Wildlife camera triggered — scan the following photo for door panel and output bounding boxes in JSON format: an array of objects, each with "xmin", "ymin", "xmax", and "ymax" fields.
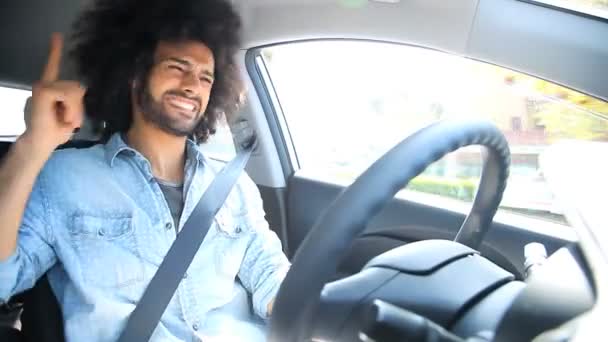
[
  {"xmin": 258, "ymin": 185, "xmax": 291, "ymax": 255},
  {"xmin": 286, "ymin": 174, "xmax": 574, "ymax": 280}
]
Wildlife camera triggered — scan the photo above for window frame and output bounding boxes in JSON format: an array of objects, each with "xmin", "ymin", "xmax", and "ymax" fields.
[
  {"xmin": 245, "ymin": 48, "xmax": 300, "ymax": 178},
  {"xmin": 519, "ymin": 0, "xmax": 608, "ymax": 21}
]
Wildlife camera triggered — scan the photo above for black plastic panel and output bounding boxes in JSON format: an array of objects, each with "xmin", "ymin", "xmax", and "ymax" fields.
[
  {"xmin": 365, "ymin": 240, "xmax": 477, "ymax": 274},
  {"xmin": 0, "ymin": 0, "xmax": 83, "ymax": 87},
  {"xmin": 314, "ymin": 268, "xmax": 399, "ymax": 341},
  {"xmin": 287, "ymin": 175, "xmax": 574, "ymax": 279},
  {"xmin": 452, "ymin": 281, "xmax": 526, "ymax": 338},
  {"xmin": 316, "ymin": 247, "xmax": 515, "ymax": 341},
  {"xmin": 367, "ymin": 256, "xmax": 513, "ymax": 327},
  {"xmin": 257, "ymin": 185, "xmax": 290, "ymax": 255}
]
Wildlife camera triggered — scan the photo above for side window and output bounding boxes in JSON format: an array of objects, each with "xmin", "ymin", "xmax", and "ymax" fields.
[
  {"xmin": 259, "ymin": 41, "xmax": 608, "ymax": 226},
  {"xmin": 533, "ymin": 0, "xmax": 608, "ymax": 19},
  {"xmin": 0, "ymin": 85, "xmax": 235, "ymax": 159},
  {"xmin": 198, "ymin": 114, "xmax": 236, "ymax": 161},
  {"xmin": 0, "ymin": 86, "xmax": 30, "ymax": 140}
]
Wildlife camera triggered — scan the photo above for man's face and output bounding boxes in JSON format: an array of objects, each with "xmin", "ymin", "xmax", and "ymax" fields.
[{"xmin": 135, "ymin": 40, "xmax": 215, "ymax": 136}]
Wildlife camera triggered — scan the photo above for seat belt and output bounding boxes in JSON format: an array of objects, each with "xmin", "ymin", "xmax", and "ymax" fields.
[{"xmin": 117, "ymin": 135, "xmax": 256, "ymax": 342}]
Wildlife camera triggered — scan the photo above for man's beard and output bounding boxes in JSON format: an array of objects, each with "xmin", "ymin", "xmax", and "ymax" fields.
[{"xmin": 137, "ymin": 84, "xmax": 203, "ymax": 137}]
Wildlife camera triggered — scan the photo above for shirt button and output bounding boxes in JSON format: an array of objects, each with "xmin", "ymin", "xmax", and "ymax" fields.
[
  {"xmin": 183, "ymin": 273, "xmax": 188, "ymax": 279},
  {"xmin": 165, "ymin": 222, "xmax": 173, "ymax": 230},
  {"xmin": 192, "ymin": 323, "xmax": 199, "ymax": 331},
  {"xmin": 98, "ymin": 229, "xmax": 105, "ymax": 237},
  {"xmin": 235, "ymin": 226, "xmax": 242, "ymax": 234}
]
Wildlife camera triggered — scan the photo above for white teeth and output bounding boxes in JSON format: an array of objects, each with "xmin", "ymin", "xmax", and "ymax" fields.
[
  {"xmin": 176, "ymin": 102, "xmax": 194, "ymax": 111},
  {"xmin": 169, "ymin": 98, "xmax": 195, "ymax": 111}
]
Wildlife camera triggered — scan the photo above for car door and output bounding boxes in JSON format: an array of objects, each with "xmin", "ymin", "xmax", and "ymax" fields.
[{"xmin": 233, "ymin": 0, "xmax": 608, "ymax": 280}]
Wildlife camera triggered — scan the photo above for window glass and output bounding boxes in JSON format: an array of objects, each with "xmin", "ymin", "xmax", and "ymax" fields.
[
  {"xmin": 0, "ymin": 87, "xmax": 30, "ymax": 139},
  {"xmin": 533, "ymin": 0, "xmax": 608, "ymax": 19},
  {"xmin": 261, "ymin": 41, "xmax": 608, "ymax": 226},
  {"xmin": 198, "ymin": 114, "xmax": 236, "ymax": 161},
  {"xmin": 0, "ymin": 85, "xmax": 236, "ymax": 159}
]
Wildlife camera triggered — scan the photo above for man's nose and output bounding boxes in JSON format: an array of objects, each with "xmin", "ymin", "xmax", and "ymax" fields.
[{"xmin": 180, "ymin": 71, "xmax": 201, "ymax": 95}]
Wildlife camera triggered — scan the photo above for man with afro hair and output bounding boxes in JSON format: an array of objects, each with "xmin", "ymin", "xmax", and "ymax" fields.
[{"xmin": 0, "ymin": 0, "xmax": 290, "ymax": 340}]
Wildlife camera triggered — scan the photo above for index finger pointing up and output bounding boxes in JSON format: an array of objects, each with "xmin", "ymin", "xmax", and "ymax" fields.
[{"xmin": 41, "ymin": 33, "xmax": 63, "ymax": 82}]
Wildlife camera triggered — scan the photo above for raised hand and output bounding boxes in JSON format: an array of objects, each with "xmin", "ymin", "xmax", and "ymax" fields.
[{"xmin": 23, "ymin": 33, "xmax": 85, "ymax": 152}]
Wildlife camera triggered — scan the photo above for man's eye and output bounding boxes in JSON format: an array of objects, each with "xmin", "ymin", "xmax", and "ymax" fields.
[
  {"xmin": 169, "ymin": 65, "xmax": 184, "ymax": 72},
  {"xmin": 200, "ymin": 77, "xmax": 213, "ymax": 84}
]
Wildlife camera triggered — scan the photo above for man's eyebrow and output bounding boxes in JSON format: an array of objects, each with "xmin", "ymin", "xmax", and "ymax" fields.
[
  {"xmin": 165, "ymin": 57, "xmax": 191, "ymax": 66},
  {"xmin": 201, "ymin": 69, "xmax": 215, "ymax": 79},
  {"xmin": 165, "ymin": 57, "xmax": 214, "ymax": 79}
]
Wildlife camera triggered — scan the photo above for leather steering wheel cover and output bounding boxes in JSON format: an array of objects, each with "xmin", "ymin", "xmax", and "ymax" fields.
[{"xmin": 268, "ymin": 120, "xmax": 510, "ymax": 341}]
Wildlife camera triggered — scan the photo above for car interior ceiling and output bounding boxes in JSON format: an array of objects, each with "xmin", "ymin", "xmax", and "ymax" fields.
[{"xmin": 1, "ymin": 0, "xmax": 606, "ymax": 341}]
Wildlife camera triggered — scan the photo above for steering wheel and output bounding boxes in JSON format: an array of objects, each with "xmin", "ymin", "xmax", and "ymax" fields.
[{"xmin": 268, "ymin": 120, "xmax": 511, "ymax": 341}]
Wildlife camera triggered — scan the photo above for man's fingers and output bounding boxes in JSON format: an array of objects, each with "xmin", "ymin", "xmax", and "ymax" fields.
[
  {"xmin": 41, "ymin": 33, "xmax": 63, "ymax": 82},
  {"xmin": 52, "ymin": 84, "xmax": 85, "ymax": 127},
  {"xmin": 61, "ymin": 103, "xmax": 85, "ymax": 129},
  {"xmin": 34, "ymin": 81, "xmax": 85, "ymax": 104},
  {"xmin": 50, "ymin": 81, "xmax": 86, "ymax": 95},
  {"xmin": 33, "ymin": 81, "xmax": 85, "ymax": 126},
  {"xmin": 58, "ymin": 88, "xmax": 85, "ymax": 125}
]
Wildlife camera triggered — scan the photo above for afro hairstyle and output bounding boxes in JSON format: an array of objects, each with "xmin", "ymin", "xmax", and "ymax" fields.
[{"xmin": 70, "ymin": 0, "xmax": 243, "ymax": 142}]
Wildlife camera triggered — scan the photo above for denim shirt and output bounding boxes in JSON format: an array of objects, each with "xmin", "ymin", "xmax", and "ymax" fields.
[{"xmin": 0, "ymin": 133, "xmax": 291, "ymax": 341}]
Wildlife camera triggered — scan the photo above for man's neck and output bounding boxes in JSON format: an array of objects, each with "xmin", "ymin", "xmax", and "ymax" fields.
[{"xmin": 125, "ymin": 125, "xmax": 187, "ymax": 184}]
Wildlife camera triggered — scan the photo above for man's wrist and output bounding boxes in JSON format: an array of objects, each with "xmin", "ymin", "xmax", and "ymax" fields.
[{"xmin": 15, "ymin": 133, "xmax": 55, "ymax": 165}]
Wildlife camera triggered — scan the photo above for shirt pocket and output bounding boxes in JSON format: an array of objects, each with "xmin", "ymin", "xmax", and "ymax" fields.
[
  {"xmin": 69, "ymin": 213, "xmax": 144, "ymax": 288},
  {"xmin": 213, "ymin": 208, "xmax": 252, "ymax": 279}
]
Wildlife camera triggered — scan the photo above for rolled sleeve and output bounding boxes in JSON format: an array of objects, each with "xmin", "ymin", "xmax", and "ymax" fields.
[
  {"xmin": 236, "ymin": 175, "xmax": 290, "ymax": 320},
  {"xmin": 248, "ymin": 230, "xmax": 290, "ymax": 319},
  {"xmin": 0, "ymin": 172, "xmax": 57, "ymax": 302},
  {"xmin": 0, "ymin": 252, "xmax": 20, "ymax": 304}
]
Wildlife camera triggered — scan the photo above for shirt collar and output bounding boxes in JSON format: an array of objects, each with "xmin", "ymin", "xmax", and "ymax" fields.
[
  {"xmin": 104, "ymin": 133, "xmax": 135, "ymax": 167},
  {"xmin": 185, "ymin": 138, "xmax": 205, "ymax": 165},
  {"xmin": 104, "ymin": 132, "xmax": 205, "ymax": 167}
]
